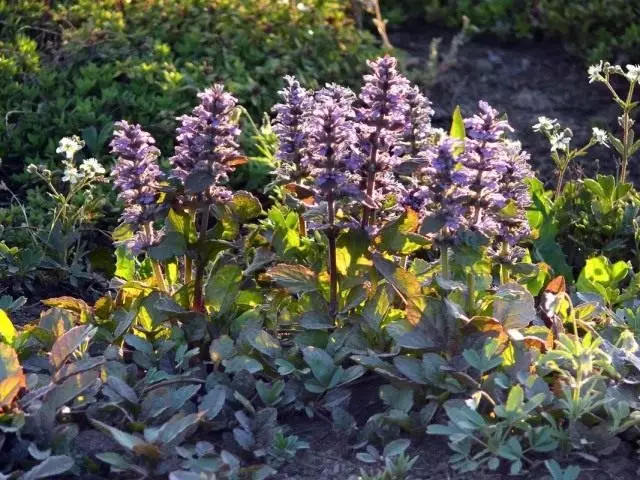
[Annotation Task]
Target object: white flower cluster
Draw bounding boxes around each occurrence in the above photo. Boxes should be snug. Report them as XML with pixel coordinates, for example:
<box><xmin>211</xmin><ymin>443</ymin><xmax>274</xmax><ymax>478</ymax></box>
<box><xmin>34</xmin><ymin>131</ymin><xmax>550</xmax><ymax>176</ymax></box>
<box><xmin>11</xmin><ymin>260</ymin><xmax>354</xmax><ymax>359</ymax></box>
<box><xmin>591</xmin><ymin>127</ymin><xmax>609</xmax><ymax>146</ymax></box>
<box><xmin>56</xmin><ymin>136</ymin><xmax>85</xmax><ymax>160</ymax></box>
<box><xmin>532</xmin><ymin>116</ymin><xmax>573</xmax><ymax>153</ymax></box>
<box><xmin>55</xmin><ymin>135</ymin><xmax>106</xmax><ymax>184</ymax></box>
<box><xmin>588</xmin><ymin>61</ymin><xmax>640</xmax><ymax>84</ymax></box>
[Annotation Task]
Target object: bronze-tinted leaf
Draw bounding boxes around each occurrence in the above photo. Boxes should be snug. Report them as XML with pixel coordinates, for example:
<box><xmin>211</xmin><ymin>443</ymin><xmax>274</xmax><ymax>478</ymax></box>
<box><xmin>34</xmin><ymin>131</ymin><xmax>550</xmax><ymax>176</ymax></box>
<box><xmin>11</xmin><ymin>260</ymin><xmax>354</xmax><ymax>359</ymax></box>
<box><xmin>50</xmin><ymin>325</ymin><xmax>97</xmax><ymax>371</ymax></box>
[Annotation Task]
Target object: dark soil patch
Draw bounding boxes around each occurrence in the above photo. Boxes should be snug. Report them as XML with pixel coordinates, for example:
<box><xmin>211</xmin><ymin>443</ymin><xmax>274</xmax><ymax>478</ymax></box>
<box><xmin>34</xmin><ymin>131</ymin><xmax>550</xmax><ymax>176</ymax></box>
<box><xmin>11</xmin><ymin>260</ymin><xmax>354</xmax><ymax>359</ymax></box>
<box><xmin>392</xmin><ymin>27</ymin><xmax>629</xmax><ymax>188</ymax></box>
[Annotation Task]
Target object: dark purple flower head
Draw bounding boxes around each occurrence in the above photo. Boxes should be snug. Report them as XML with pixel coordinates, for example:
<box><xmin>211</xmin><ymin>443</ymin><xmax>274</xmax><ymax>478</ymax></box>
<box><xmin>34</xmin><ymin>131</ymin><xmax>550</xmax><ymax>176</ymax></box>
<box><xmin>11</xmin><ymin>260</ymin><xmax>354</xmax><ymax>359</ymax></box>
<box><xmin>303</xmin><ymin>84</ymin><xmax>359</xmax><ymax>198</ymax></box>
<box><xmin>170</xmin><ymin>84</ymin><xmax>242</xmax><ymax>202</ymax></box>
<box><xmin>272</xmin><ymin>76</ymin><xmax>313</xmax><ymax>179</ymax></box>
<box><xmin>110</xmin><ymin>120</ymin><xmax>164</xmax><ymax>226</ymax></box>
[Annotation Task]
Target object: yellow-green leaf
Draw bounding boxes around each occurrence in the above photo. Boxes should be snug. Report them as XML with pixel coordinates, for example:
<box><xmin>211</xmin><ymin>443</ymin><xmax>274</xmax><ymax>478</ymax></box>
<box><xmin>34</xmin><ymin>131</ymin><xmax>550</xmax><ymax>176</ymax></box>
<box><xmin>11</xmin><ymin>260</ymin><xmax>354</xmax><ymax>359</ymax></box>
<box><xmin>0</xmin><ymin>310</ymin><xmax>16</xmax><ymax>345</ymax></box>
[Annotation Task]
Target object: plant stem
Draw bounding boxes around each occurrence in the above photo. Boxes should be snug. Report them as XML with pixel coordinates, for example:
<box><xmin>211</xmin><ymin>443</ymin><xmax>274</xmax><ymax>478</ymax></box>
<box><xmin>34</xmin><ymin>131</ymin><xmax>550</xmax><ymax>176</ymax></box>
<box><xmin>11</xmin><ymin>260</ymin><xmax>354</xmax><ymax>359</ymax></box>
<box><xmin>184</xmin><ymin>210</ymin><xmax>196</xmax><ymax>285</ymax></box>
<box><xmin>327</xmin><ymin>191</ymin><xmax>338</xmax><ymax>317</ymax></box>
<box><xmin>620</xmin><ymin>82</ymin><xmax>636</xmax><ymax>184</ymax></box>
<box><xmin>298</xmin><ymin>214</ymin><xmax>307</xmax><ymax>237</ymax></box>
<box><xmin>144</xmin><ymin>223</ymin><xmax>167</xmax><ymax>292</ymax></box>
<box><xmin>499</xmin><ymin>241</ymin><xmax>510</xmax><ymax>284</ymax></box>
<box><xmin>193</xmin><ymin>206</ymin><xmax>210</xmax><ymax>312</ymax></box>
<box><xmin>466</xmin><ymin>271</ymin><xmax>475</xmax><ymax>315</ymax></box>
<box><xmin>440</xmin><ymin>245</ymin><xmax>450</xmax><ymax>280</ymax></box>
<box><xmin>555</xmin><ymin>164</ymin><xmax>567</xmax><ymax>199</ymax></box>
<box><xmin>361</xmin><ymin>144</ymin><xmax>378</xmax><ymax>229</ymax></box>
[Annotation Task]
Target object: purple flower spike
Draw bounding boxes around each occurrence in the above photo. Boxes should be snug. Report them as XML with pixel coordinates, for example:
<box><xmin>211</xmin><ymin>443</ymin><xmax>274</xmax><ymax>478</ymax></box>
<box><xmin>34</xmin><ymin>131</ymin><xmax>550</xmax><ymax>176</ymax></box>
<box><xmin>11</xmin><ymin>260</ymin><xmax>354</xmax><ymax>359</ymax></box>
<box><xmin>401</xmin><ymin>86</ymin><xmax>434</xmax><ymax>158</ymax></box>
<box><xmin>303</xmin><ymin>84</ymin><xmax>359</xmax><ymax>198</ymax></box>
<box><xmin>126</xmin><ymin>225</ymin><xmax>166</xmax><ymax>255</ymax></box>
<box><xmin>272</xmin><ymin>76</ymin><xmax>313</xmax><ymax>179</ymax></box>
<box><xmin>170</xmin><ymin>84</ymin><xmax>242</xmax><ymax>202</ymax></box>
<box><xmin>110</xmin><ymin>120</ymin><xmax>164</xmax><ymax>226</ymax></box>
<box><xmin>356</xmin><ymin>56</ymin><xmax>411</xmax><ymax>172</ymax></box>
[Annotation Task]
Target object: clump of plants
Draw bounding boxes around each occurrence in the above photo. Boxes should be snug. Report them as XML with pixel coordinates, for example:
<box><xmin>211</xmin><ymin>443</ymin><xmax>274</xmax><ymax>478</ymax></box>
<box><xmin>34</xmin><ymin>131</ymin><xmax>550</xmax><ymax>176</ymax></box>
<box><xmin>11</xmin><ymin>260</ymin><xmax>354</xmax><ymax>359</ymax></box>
<box><xmin>3</xmin><ymin>55</ymin><xmax>640</xmax><ymax>480</ymax></box>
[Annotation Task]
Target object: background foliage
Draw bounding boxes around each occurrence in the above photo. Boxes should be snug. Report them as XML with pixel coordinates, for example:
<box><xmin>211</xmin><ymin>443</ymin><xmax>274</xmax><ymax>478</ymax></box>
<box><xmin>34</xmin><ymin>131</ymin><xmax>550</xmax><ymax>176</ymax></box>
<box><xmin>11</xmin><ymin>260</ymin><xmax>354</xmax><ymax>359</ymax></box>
<box><xmin>382</xmin><ymin>0</ymin><xmax>640</xmax><ymax>62</ymax></box>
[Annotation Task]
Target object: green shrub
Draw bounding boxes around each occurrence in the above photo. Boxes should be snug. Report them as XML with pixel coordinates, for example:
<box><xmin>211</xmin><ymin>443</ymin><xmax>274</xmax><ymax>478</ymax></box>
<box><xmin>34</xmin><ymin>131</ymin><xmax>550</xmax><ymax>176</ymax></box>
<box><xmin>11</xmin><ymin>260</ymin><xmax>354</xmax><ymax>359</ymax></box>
<box><xmin>0</xmin><ymin>0</ymin><xmax>379</xmax><ymax>182</ymax></box>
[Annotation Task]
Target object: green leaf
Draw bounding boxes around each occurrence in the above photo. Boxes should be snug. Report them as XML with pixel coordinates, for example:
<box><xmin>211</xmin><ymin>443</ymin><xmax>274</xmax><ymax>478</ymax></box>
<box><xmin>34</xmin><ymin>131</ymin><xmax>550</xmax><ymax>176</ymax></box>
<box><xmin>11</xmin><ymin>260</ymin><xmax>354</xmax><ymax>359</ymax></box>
<box><xmin>209</xmin><ymin>335</ymin><xmax>234</xmax><ymax>364</ymax></box>
<box><xmin>46</xmin><ymin>369</ymin><xmax>99</xmax><ymax>409</ymax></box>
<box><xmin>90</xmin><ymin>419</ymin><xmax>147</xmax><ymax>452</ymax></box>
<box><xmin>156</xmin><ymin>412</ymin><xmax>204</xmax><ymax>447</ymax></box>
<box><xmin>335</xmin><ymin>228</ymin><xmax>369</xmax><ymax>275</ymax></box>
<box><xmin>167</xmin><ymin>208</ymin><xmax>197</xmax><ymax>244</ymax></box>
<box><xmin>205</xmin><ymin>265</ymin><xmax>242</xmax><ymax>316</ymax></box>
<box><xmin>361</xmin><ymin>284</ymin><xmax>392</xmax><ymax>330</ymax></box>
<box><xmin>106</xmin><ymin>376</ymin><xmax>139</xmax><ymax>405</ymax></box>
<box><xmin>21</xmin><ymin>455</ymin><xmax>74</xmax><ymax>480</ymax></box>
<box><xmin>50</xmin><ymin>325</ymin><xmax>97</xmax><ymax>371</ymax></box>
<box><xmin>449</xmin><ymin>105</ymin><xmax>465</xmax><ymax>154</ymax></box>
<box><xmin>302</xmin><ymin>347</ymin><xmax>335</xmax><ymax>386</ymax></box>
<box><xmin>199</xmin><ymin>385</ymin><xmax>226</xmax><ymax>420</ymax></box>
<box><xmin>230</xmin><ymin>191</ymin><xmax>262</xmax><ymax>221</ymax></box>
<box><xmin>268</xmin><ymin>264</ymin><xmax>318</xmax><ymax>293</ymax></box>
<box><xmin>0</xmin><ymin>343</ymin><xmax>25</xmax><ymax>408</ymax></box>
<box><xmin>383</xmin><ymin>439</ymin><xmax>410</xmax><ymax>458</ymax></box>
<box><xmin>148</xmin><ymin>231</ymin><xmax>187</xmax><ymax>261</ymax></box>
<box><xmin>223</xmin><ymin>356</ymin><xmax>263</xmax><ymax>374</ymax></box>
<box><xmin>299</xmin><ymin>311</ymin><xmax>334</xmax><ymax>330</ymax></box>
<box><xmin>114</xmin><ymin>246</ymin><xmax>136</xmax><ymax>280</ymax></box>
<box><xmin>375</xmin><ymin>210</ymin><xmax>427</xmax><ymax>254</ymax></box>
<box><xmin>244</xmin><ymin>328</ymin><xmax>281</xmax><ymax>358</ymax></box>
<box><xmin>492</xmin><ymin>283</ymin><xmax>536</xmax><ymax>330</ymax></box>
<box><xmin>185</xmin><ymin>170</ymin><xmax>215</xmax><ymax>193</ymax></box>
<box><xmin>0</xmin><ymin>310</ymin><xmax>16</xmax><ymax>345</ymax></box>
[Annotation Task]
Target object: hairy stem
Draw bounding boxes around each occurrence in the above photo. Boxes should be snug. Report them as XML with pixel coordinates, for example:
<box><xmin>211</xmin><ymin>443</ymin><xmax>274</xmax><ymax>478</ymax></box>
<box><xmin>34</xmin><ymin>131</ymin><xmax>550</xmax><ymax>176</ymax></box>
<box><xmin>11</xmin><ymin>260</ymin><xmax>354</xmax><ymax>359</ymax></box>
<box><xmin>144</xmin><ymin>223</ymin><xmax>167</xmax><ymax>292</ymax></box>
<box><xmin>440</xmin><ymin>245</ymin><xmax>450</xmax><ymax>280</ymax></box>
<box><xmin>193</xmin><ymin>206</ymin><xmax>210</xmax><ymax>312</ymax></box>
<box><xmin>327</xmin><ymin>191</ymin><xmax>338</xmax><ymax>317</ymax></box>
<box><xmin>361</xmin><ymin>140</ymin><xmax>378</xmax><ymax>229</ymax></box>
<box><xmin>555</xmin><ymin>164</ymin><xmax>567</xmax><ymax>198</ymax></box>
<box><xmin>620</xmin><ymin>82</ymin><xmax>636</xmax><ymax>184</ymax></box>
<box><xmin>466</xmin><ymin>271</ymin><xmax>475</xmax><ymax>314</ymax></box>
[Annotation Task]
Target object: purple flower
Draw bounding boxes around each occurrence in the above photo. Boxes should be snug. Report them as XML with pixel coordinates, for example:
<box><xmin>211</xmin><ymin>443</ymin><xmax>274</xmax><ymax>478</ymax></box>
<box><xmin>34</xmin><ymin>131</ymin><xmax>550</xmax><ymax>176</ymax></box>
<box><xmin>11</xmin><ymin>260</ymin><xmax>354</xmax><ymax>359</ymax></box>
<box><xmin>126</xmin><ymin>225</ymin><xmax>166</xmax><ymax>255</ymax></box>
<box><xmin>303</xmin><ymin>84</ymin><xmax>359</xmax><ymax>199</ymax></box>
<box><xmin>496</xmin><ymin>141</ymin><xmax>534</xmax><ymax>245</ymax></box>
<box><xmin>355</xmin><ymin>56</ymin><xmax>411</xmax><ymax>226</ymax></box>
<box><xmin>399</xmin><ymin>86</ymin><xmax>434</xmax><ymax>159</ymax></box>
<box><xmin>170</xmin><ymin>84</ymin><xmax>242</xmax><ymax>202</ymax></box>
<box><xmin>272</xmin><ymin>76</ymin><xmax>313</xmax><ymax>180</ymax></box>
<box><xmin>110</xmin><ymin>120</ymin><xmax>164</xmax><ymax>226</ymax></box>
<box><xmin>356</xmin><ymin>56</ymin><xmax>411</xmax><ymax>173</ymax></box>
<box><xmin>402</xmin><ymin>138</ymin><xmax>471</xmax><ymax>241</ymax></box>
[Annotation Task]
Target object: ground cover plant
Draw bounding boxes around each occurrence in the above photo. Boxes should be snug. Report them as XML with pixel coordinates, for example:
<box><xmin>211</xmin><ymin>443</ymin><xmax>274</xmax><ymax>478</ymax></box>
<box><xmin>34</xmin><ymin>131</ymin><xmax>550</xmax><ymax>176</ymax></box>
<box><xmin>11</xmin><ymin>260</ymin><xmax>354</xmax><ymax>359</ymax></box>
<box><xmin>3</xmin><ymin>55</ymin><xmax>640</xmax><ymax>479</ymax></box>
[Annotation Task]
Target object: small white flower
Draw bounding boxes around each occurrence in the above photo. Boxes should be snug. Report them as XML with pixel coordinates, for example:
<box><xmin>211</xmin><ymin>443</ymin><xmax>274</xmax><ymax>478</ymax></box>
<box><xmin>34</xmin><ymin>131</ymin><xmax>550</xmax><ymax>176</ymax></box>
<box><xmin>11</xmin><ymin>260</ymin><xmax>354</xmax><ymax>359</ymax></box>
<box><xmin>625</xmin><ymin>64</ymin><xmax>640</xmax><ymax>83</ymax></box>
<box><xmin>550</xmin><ymin>130</ymin><xmax>572</xmax><ymax>152</ymax></box>
<box><xmin>26</xmin><ymin>164</ymin><xmax>38</xmax><ymax>174</ymax></box>
<box><xmin>588</xmin><ymin>61</ymin><xmax>605</xmax><ymax>83</ymax></box>
<box><xmin>62</xmin><ymin>166</ymin><xmax>82</xmax><ymax>184</ymax></box>
<box><xmin>79</xmin><ymin>157</ymin><xmax>106</xmax><ymax>177</ymax></box>
<box><xmin>296</xmin><ymin>2</ymin><xmax>310</xmax><ymax>11</ymax></box>
<box><xmin>591</xmin><ymin>127</ymin><xmax>609</xmax><ymax>146</ymax></box>
<box><xmin>532</xmin><ymin>116</ymin><xmax>559</xmax><ymax>133</ymax></box>
<box><xmin>56</xmin><ymin>135</ymin><xmax>85</xmax><ymax>160</ymax></box>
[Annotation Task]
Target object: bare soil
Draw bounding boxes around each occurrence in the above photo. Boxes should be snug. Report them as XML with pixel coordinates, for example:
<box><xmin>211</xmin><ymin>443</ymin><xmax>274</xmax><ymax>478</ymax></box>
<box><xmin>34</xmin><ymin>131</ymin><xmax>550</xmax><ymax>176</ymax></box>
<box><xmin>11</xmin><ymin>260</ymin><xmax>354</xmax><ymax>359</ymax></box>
<box><xmin>393</xmin><ymin>27</ymin><xmax>628</xmax><ymax>188</ymax></box>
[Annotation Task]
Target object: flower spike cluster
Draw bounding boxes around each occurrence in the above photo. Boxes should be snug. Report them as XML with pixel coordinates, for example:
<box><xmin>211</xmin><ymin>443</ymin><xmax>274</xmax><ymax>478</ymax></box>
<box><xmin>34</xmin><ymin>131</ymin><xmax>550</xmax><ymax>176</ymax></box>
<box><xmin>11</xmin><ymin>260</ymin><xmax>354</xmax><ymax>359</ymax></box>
<box><xmin>171</xmin><ymin>84</ymin><xmax>242</xmax><ymax>203</ymax></box>
<box><xmin>355</xmin><ymin>56</ymin><xmax>411</xmax><ymax>204</ymax></box>
<box><xmin>110</xmin><ymin>121</ymin><xmax>166</xmax><ymax>253</ymax></box>
<box><xmin>272</xmin><ymin>76</ymin><xmax>313</xmax><ymax>180</ymax></box>
<box><xmin>399</xmin><ymin>86</ymin><xmax>434</xmax><ymax>159</ymax></box>
<box><xmin>110</xmin><ymin>121</ymin><xmax>165</xmax><ymax>226</ymax></box>
<box><xmin>302</xmin><ymin>84</ymin><xmax>360</xmax><ymax>199</ymax></box>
